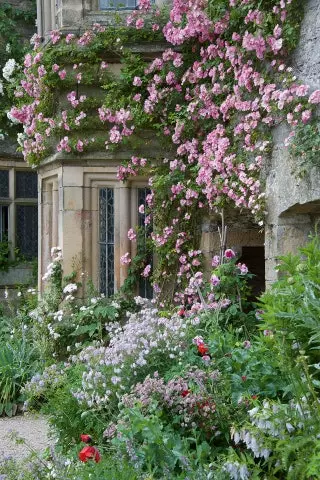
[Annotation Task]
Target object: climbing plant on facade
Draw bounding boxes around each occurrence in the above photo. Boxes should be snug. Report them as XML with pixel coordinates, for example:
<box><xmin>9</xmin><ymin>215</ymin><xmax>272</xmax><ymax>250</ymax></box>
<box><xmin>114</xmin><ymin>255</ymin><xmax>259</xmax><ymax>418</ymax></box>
<box><xmin>9</xmin><ymin>0</ymin><xmax>320</xmax><ymax>306</ymax></box>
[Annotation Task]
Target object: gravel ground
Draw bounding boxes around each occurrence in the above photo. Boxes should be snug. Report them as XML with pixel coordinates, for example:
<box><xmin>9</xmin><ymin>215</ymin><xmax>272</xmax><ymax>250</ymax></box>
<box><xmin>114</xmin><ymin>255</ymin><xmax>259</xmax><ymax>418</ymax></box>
<box><xmin>0</xmin><ymin>415</ymin><xmax>50</xmax><ymax>462</ymax></box>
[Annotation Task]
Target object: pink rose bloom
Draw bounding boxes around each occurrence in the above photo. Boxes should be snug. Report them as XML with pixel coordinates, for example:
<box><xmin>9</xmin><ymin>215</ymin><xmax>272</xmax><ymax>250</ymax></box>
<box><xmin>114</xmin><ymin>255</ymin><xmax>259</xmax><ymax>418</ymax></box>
<box><xmin>138</xmin><ymin>204</ymin><xmax>145</xmax><ymax>214</ymax></box>
<box><xmin>100</xmin><ymin>61</ymin><xmax>108</xmax><ymax>69</ymax></box>
<box><xmin>58</xmin><ymin>70</ymin><xmax>67</xmax><ymax>80</ymax></box>
<box><xmin>52</xmin><ymin>64</ymin><xmax>60</xmax><ymax>72</ymax></box>
<box><xmin>142</xmin><ymin>264</ymin><xmax>151</xmax><ymax>277</ymax></box>
<box><xmin>133</xmin><ymin>76</ymin><xmax>142</xmax><ymax>87</ymax></box>
<box><xmin>237</xmin><ymin>263</ymin><xmax>248</xmax><ymax>274</ymax></box>
<box><xmin>65</xmin><ymin>33</ymin><xmax>75</xmax><ymax>44</ymax></box>
<box><xmin>211</xmin><ymin>255</ymin><xmax>220</xmax><ymax>267</ymax></box>
<box><xmin>301</xmin><ymin>110</ymin><xmax>312</xmax><ymax>123</ymax></box>
<box><xmin>133</xmin><ymin>93</ymin><xmax>142</xmax><ymax>102</ymax></box>
<box><xmin>127</xmin><ymin>228</ymin><xmax>137</xmax><ymax>241</ymax></box>
<box><xmin>152</xmin><ymin>24</ymin><xmax>160</xmax><ymax>31</ymax></box>
<box><xmin>135</xmin><ymin>18</ymin><xmax>144</xmax><ymax>30</ymax></box>
<box><xmin>120</xmin><ymin>253</ymin><xmax>131</xmax><ymax>265</ymax></box>
<box><xmin>308</xmin><ymin>90</ymin><xmax>320</xmax><ymax>104</ymax></box>
<box><xmin>76</xmin><ymin>140</ymin><xmax>84</xmax><ymax>152</ymax></box>
<box><xmin>224</xmin><ymin>249</ymin><xmax>236</xmax><ymax>259</ymax></box>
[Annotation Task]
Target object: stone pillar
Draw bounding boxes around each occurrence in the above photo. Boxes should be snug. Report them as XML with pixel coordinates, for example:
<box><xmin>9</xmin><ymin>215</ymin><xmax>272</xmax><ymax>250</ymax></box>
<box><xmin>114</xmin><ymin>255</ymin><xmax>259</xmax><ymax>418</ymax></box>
<box><xmin>119</xmin><ymin>182</ymin><xmax>130</xmax><ymax>287</ymax></box>
<box><xmin>52</xmin><ymin>179</ymin><xmax>59</xmax><ymax>248</ymax></box>
<box><xmin>56</xmin><ymin>0</ymin><xmax>84</xmax><ymax>30</ymax></box>
<box><xmin>43</xmin><ymin>0</ymin><xmax>53</xmax><ymax>35</ymax></box>
<box><xmin>265</xmin><ymin>215</ymin><xmax>313</xmax><ymax>288</ymax></box>
<box><xmin>37</xmin><ymin>0</ymin><xmax>44</xmax><ymax>38</ymax></box>
<box><xmin>40</xmin><ymin>180</ymin><xmax>53</xmax><ymax>286</ymax></box>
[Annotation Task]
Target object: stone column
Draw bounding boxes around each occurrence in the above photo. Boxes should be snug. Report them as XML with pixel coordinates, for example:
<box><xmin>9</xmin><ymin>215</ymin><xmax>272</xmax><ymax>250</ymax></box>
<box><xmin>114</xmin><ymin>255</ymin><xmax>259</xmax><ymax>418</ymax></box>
<box><xmin>40</xmin><ymin>181</ymin><xmax>53</xmax><ymax>287</ymax></box>
<box><xmin>119</xmin><ymin>182</ymin><xmax>130</xmax><ymax>287</ymax></box>
<box><xmin>265</xmin><ymin>215</ymin><xmax>313</xmax><ymax>288</ymax></box>
<box><xmin>43</xmin><ymin>0</ymin><xmax>53</xmax><ymax>35</ymax></box>
<box><xmin>52</xmin><ymin>179</ymin><xmax>59</xmax><ymax>248</ymax></box>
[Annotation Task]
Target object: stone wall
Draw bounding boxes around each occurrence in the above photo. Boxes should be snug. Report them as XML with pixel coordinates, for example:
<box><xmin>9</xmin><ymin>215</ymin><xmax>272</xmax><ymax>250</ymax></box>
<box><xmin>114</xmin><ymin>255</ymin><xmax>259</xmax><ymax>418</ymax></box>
<box><xmin>265</xmin><ymin>0</ymin><xmax>320</xmax><ymax>286</ymax></box>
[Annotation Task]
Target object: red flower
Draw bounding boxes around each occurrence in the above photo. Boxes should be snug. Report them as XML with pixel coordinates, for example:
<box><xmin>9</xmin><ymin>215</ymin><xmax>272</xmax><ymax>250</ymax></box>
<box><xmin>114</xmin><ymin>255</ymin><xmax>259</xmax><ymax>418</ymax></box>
<box><xmin>80</xmin><ymin>434</ymin><xmax>92</xmax><ymax>443</ymax></box>
<box><xmin>78</xmin><ymin>446</ymin><xmax>101</xmax><ymax>463</ymax></box>
<box><xmin>177</xmin><ymin>308</ymin><xmax>185</xmax><ymax>317</ymax></box>
<box><xmin>197</xmin><ymin>343</ymin><xmax>209</xmax><ymax>356</ymax></box>
<box><xmin>241</xmin><ymin>375</ymin><xmax>247</xmax><ymax>382</ymax></box>
<box><xmin>181</xmin><ymin>389</ymin><xmax>190</xmax><ymax>397</ymax></box>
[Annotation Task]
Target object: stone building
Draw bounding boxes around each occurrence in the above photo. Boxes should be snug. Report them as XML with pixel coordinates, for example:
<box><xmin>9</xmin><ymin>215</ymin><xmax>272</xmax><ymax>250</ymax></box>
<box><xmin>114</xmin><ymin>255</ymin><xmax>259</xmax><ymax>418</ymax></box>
<box><xmin>2</xmin><ymin>0</ymin><xmax>320</xmax><ymax>298</ymax></box>
<box><xmin>0</xmin><ymin>0</ymin><xmax>37</xmax><ymax>295</ymax></box>
<box><xmin>35</xmin><ymin>0</ymin><xmax>320</xmax><ymax>297</ymax></box>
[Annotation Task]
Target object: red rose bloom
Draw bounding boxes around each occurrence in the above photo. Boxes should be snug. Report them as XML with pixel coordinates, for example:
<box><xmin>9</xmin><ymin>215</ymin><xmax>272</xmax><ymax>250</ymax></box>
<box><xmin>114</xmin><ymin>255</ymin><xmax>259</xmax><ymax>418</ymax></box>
<box><xmin>181</xmin><ymin>389</ymin><xmax>190</xmax><ymax>397</ymax></box>
<box><xmin>80</xmin><ymin>434</ymin><xmax>92</xmax><ymax>443</ymax></box>
<box><xmin>78</xmin><ymin>446</ymin><xmax>101</xmax><ymax>463</ymax></box>
<box><xmin>197</xmin><ymin>343</ymin><xmax>209</xmax><ymax>355</ymax></box>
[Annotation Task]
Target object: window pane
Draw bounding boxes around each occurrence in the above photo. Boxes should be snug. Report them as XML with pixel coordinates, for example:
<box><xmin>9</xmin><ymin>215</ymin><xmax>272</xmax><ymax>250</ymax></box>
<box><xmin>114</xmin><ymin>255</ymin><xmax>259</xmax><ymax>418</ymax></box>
<box><xmin>0</xmin><ymin>205</ymin><xmax>9</xmax><ymax>242</ymax></box>
<box><xmin>0</xmin><ymin>170</ymin><xmax>9</xmax><ymax>198</ymax></box>
<box><xmin>99</xmin><ymin>0</ymin><xmax>136</xmax><ymax>9</ymax></box>
<box><xmin>16</xmin><ymin>205</ymin><xmax>38</xmax><ymax>259</ymax></box>
<box><xmin>16</xmin><ymin>171</ymin><xmax>38</xmax><ymax>199</ymax></box>
<box><xmin>99</xmin><ymin>188</ymin><xmax>115</xmax><ymax>296</ymax></box>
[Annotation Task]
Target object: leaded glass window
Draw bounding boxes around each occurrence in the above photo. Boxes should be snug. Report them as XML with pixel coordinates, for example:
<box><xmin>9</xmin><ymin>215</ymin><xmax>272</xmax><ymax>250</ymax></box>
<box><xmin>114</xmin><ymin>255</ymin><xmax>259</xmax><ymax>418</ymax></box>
<box><xmin>99</xmin><ymin>0</ymin><xmax>137</xmax><ymax>9</ymax></box>
<box><xmin>16</xmin><ymin>205</ymin><xmax>38</xmax><ymax>258</ymax></box>
<box><xmin>0</xmin><ymin>170</ymin><xmax>9</xmax><ymax>198</ymax></box>
<box><xmin>0</xmin><ymin>205</ymin><xmax>9</xmax><ymax>242</ymax></box>
<box><xmin>138</xmin><ymin>187</ymin><xmax>153</xmax><ymax>299</ymax></box>
<box><xmin>15</xmin><ymin>171</ymin><xmax>37</xmax><ymax>198</ymax></box>
<box><xmin>99</xmin><ymin>188</ymin><xmax>115</xmax><ymax>296</ymax></box>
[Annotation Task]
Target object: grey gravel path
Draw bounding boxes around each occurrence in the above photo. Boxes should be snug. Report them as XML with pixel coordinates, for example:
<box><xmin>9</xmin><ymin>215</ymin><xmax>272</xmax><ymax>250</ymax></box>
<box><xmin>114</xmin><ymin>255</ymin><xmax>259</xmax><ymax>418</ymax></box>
<box><xmin>0</xmin><ymin>415</ymin><xmax>50</xmax><ymax>461</ymax></box>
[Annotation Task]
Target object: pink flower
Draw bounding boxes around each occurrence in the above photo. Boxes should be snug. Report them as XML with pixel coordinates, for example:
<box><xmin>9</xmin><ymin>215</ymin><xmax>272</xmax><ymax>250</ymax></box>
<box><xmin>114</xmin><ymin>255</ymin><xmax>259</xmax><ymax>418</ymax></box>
<box><xmin>133</xmin><ymin>76</ymin><xmax>142</xmax><ymax>87</ymax></box>
<box><xmin>211</xmin><ymin>255</ymin><xmax>220</xmax><ymax>267</ymax></box>
<box><xmin>65</xmin><ymin>33</ymin><xmax>75</xmax><ymax>44</ymax></box>
<box><xmin>120</xmin><ymin>253</ymin><xmax>131</xmax><ymax>265</ymax></box>
<box><xmin>237</xmin><ymin>263</ymin><xmax>248</xmax><ymax>274</ymax></box>
<box><xmin>308</xmin><ymin>90</ymin><xmax>320</xmax><ymax>104</ymax></box>
<box><xmin>301</xmin><ymin>110</ymin><xmax>312</xmax><ymax>124</ymax></box>
<box><xmin>133</xmin><ymin>93</ymin><xmax>142</xmax><ymax>102</ymax></box>
<box><xmin>142</xmin><ymin>264</ymin><xmax>151</xmax><ymax>277</ymax></box>
<box><xmin>76</xmin><ymin>140</ymin><xmax>84</xmax><ymax>152</ymax></box>
<box><xmin>127</xmin><ymin>228</ymin><xmax>137</xmax><ymax>241</ymax></box>
<box><xmin>135</xmin><ymin>18</ymin><xmax>144</xmax><ymax>30</ymax></box>
<box><xmin>58</xmin><ymin>70</ymin><xmax>67</xmax><ymax>80</ymax></box>
<box><xmin>50</xmin><ymin>30</ymin><xmax>61</xmax><ymax>45</ymax></box>
<box><xmin>224</xmin><ymin>249</ymin><xmax>236</xmax><ymax>259</ymax></box>
<box><xmin>210</xmin><ymin>274</ymin><xmax>220</xmax><ymax>286</ymax></box>
<box><xmin>52</xmin><ymin>64</ymin><xmax>60</xmax><ymax>72</ymax></box>
<box><xmin>138</xmin><ymin>204</ymin><xmax>145</xmax><ymax>214</ymax></box>
<box><xmin>100</xmin><ymin>61</ymin><xmax>108</xmax><ymax>69</ymax></box>
<box><xmin>152</xmin><ymin>24</ymin><xmax>160</xmax><ymax>31</ymax></box>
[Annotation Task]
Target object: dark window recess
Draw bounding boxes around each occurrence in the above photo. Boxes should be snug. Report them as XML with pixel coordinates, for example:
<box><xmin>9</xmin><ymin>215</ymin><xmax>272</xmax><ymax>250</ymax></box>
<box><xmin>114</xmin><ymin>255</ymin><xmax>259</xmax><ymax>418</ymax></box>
<box><xmin>99</xmin><ymin>188</ymin><xmax>115</xmax><ymax>297</ymax></box>
<box><xmin>16</xmin><ymin>205</ymin><xmax>38</xmax><ymax>258</ymax></box>
<box><xmin>138</xmin><ymin>187</ymin><xmax>153</xmax><ymax>299</ymax></box>
<box><xmin>0</xmin><ymin>205</ymin><xmax>9</xmax><ymax>241</ymax></box>
<box><xmin>0</xmin><ymin>170</ymin><xmax>9</xmax><ymax>198</ymax></box>
<box><xmin>238</xmin><ymin>246</ymin><xmax>265</xmax><ymax>298</ymax></box>
<box><xmin>16</xmin><ymin>171</ymin><xmax>38</xmax><ymax>198</ymax></box>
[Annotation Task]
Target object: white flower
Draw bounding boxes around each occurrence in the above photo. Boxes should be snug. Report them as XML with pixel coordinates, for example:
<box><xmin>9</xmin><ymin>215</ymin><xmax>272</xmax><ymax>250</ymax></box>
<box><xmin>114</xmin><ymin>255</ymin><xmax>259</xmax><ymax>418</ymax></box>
<box><xmin>2</xmin><ymin>58</ymin><xmax>16</xmax><ymax>82</ymax></box>
<box><xmin>7</xmin><ymin>110</ymin><xmax>20</xmax><ymax>124</ymax></box>
<box><xmin>0</xmin><ymin>81</ymin><xmax>4</xmax><ymax>95</ymax></box>
<box><xmin>63</xmin><ymin>283</ymin><xmax>77</xmax><ymax>294</ymax></box>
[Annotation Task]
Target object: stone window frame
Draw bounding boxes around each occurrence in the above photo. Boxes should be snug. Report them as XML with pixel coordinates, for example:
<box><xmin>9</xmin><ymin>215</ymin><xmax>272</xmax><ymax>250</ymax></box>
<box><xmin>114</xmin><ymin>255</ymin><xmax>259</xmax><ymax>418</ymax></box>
<box><xmin>0</xmin><ymin>165</ymin><xmax>38</xmax><ymax>260</ymax></box>
<box><xmin>83</xmin><ymin>172</ymin><xmax>150</xmax><ymax>295</ymax></box>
